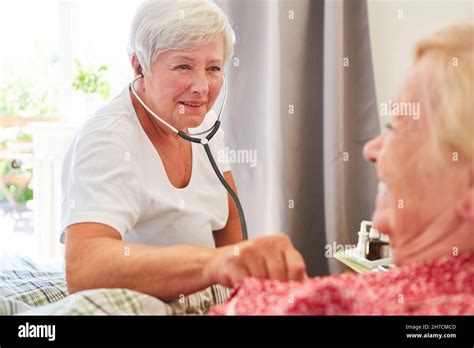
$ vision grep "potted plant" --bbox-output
[0,157,33,208]
[6,128,33,153]
[71,59,111,117]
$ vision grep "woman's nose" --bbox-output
[190,72,209,96]
[363,134,383,163]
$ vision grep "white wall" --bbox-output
[368,0,473,124]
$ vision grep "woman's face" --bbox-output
[362,55,467,252]
[141,36,225,131]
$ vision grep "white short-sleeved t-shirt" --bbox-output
[60,87,230,247]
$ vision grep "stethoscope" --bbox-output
[129,73,248,241]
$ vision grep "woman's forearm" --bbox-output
[67,237,217,302]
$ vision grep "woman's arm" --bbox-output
[212,171,245,247]
[66,223,216,302]
[66,223,308,302]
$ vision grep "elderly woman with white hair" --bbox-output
[61,0,307,302]
[211,19,474,315]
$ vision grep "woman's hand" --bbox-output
[205,234,308,288]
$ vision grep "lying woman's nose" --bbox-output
[363,134,383,163]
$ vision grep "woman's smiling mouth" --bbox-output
[179,101,206,108]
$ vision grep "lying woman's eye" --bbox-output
[208,66,221,72]
[174,64,191,70]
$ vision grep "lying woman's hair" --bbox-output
[415,18,474,160]
[127,0,236,73]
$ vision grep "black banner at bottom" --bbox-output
[0,315,473,346]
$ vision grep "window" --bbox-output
[0,0,140,258]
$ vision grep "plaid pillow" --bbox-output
[0,256,231,315]
[23,284,231,315]
[0,256,68,315]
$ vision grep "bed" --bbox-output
[0,256,231,315]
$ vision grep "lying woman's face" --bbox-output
[143,35,225,130]
[363,54,466,248]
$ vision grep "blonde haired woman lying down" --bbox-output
[211,19,474,315]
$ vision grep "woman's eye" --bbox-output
[175,64,191,70]
[208,66,221,72]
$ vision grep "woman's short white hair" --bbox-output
[127,0,236,73]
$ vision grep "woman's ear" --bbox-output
[131,54,144,77]
[456,186,474,223]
